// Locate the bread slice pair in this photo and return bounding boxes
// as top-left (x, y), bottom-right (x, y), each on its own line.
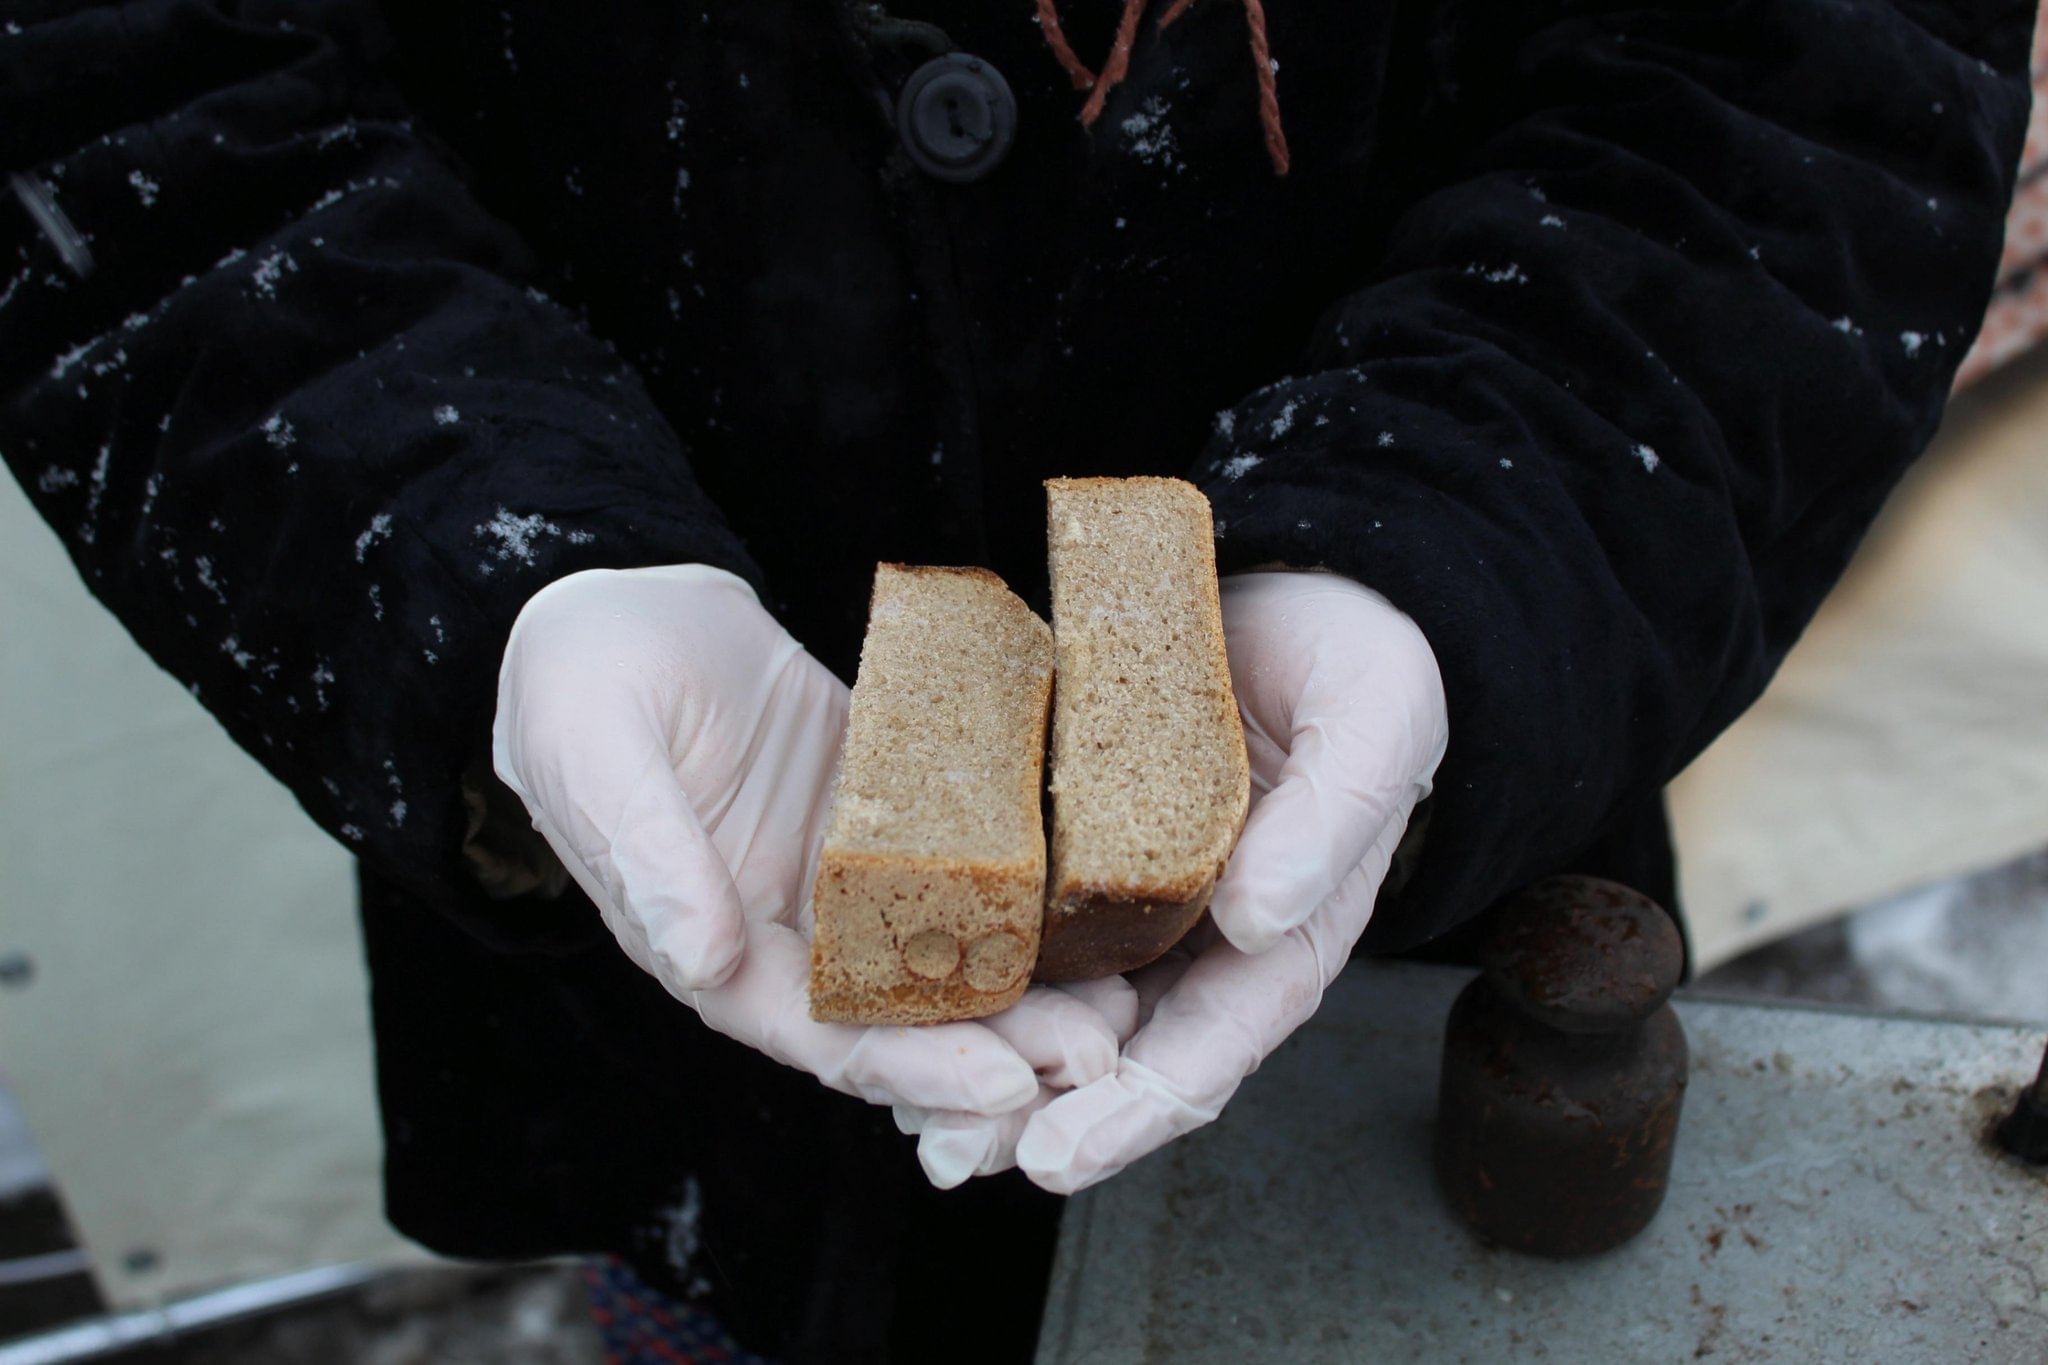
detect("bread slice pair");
top-left (809, 479), bottom-right (1247, 1024)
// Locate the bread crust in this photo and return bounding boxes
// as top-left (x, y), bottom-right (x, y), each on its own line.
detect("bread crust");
top-left (1034, 874), bottom-right (1222, 983)
top-left (810, 849), bottom-right (1042, 1024)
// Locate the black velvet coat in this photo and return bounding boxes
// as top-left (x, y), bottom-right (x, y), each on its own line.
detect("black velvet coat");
top-left (1, 0), bottom-right (2031, 1358)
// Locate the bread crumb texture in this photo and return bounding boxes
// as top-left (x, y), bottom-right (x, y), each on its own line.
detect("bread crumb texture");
top-left (810, 565), bottom-right (1054, 1024)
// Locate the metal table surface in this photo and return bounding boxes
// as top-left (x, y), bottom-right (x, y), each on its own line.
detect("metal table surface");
top-left (1037, 963), bottom-right (2046, 1364)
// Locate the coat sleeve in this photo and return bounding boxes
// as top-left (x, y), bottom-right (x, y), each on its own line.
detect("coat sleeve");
top-left (0, 2), bottom-right (763, 910)
top-left (1197, 0), bottom-right (2034, 950)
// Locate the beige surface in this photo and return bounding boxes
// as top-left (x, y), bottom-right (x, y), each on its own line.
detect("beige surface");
top-left (0, 477), bottom-right (428, 1308)
top-left (1671, 351), bottom-right (2048, 970)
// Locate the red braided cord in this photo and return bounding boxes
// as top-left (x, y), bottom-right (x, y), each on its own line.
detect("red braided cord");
top-left (1240, 0), bottom-right (1290, 175)
top-left (1078, 0), bottom-right (1151, 127)
top-left (1038, 0), bottom-right (1290, 174)
top-left (1036, 0), bottom-right (1098, 89)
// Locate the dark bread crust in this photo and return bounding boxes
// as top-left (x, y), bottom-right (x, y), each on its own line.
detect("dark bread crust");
top-left (1033, 872), bottom-right (1221, 982)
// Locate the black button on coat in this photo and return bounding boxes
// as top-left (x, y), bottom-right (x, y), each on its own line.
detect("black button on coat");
top-left (0, 1), bottom-right (2032, 1359)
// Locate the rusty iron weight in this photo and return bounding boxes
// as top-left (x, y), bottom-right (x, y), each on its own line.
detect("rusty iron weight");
top-left (1434, 875), bottom-right (1690, 1257)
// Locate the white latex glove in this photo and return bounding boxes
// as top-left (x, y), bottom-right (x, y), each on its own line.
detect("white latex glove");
top-left (901, 570), bottom-right (1449, 1192)
top-left (494, 564), bottom-right (1116, 1115)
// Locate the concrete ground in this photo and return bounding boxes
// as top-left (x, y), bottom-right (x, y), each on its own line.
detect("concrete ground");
top-left (3, 843), bottom-right (2043, 1361)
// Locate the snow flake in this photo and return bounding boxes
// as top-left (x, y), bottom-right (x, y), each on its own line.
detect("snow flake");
top-left (127, 169), bottom-right (160, 207)
top-left (251, 250), bottom-right (298, 299)
top-left (1539, 214), bottom-right (1566, 229)
top-left (475, 507), bottom-right (588, 567)
top-left (390, 800), bottom-right (409, 827)
top-left (1467, 261), bottom-right (1529, 285)
top-left (433, 404), bottom-right (460, 426)
top-left (368, 582), bottom-right (384, 620)
top-left (316, 121), bottom-right (359, 149)
top-left (354, 513), bottom-right (393, 562)
top-left (85, 444), bottom-right (110, 519)
top-left (1377, 431), bottom-right (1395, 448)
top-left (1831, 316), bottom-right (1864, 336)
top-left (1220, 453), bottom-right (1263, 480)
top-left (221, 635), bottom-right (256, 670)
top-left (1900, 331), bottom-right (1925, 358)
top-left (260, 412), bottom-right (296, 451)
top-left (1633, 443), bottom-right (1660, 472)
top-left (339, 823), bottom-right (365, 843)
top-left (1120, 97), bottom-right (1182, 172)
top-left (37, 466), bottom-right (78, 493)
top-left (564, 168), bottom-right (585, 198)
top-left (1313, 414), bottom-right (1330, 427)
top-left (51, 338), bottom-right (97, 380)
top-left (192, 556), bottom-right (227, 601)
top-left (1499, 457), bottom-right (1514, 470)
top-left (1214, 410), bottom-right (1236, 438)
top-left (1268, 400), bottom-right (1300, 438)
top-left (311, 662), bottom-right (335, 710)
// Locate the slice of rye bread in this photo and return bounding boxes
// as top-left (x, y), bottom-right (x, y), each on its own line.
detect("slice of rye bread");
top-left (809, 564), bottom-right (1055, 1024)
top-left (1037, 477), bottom-right (1250, 982)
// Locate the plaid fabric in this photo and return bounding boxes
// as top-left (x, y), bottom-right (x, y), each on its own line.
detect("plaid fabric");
top-left (582, 1258), bottom-right (774, 1365)
top-left (1959, 3), bottom-right (2048, 388)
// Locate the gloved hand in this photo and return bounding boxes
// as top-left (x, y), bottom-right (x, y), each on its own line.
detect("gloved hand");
top-left (493, 564), bottom-right (1120, 1115)
top-left (896, 570), bottom-right (1449, 1192)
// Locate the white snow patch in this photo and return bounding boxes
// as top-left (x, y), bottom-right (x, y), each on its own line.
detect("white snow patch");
top-left (476, 507), bottom-right (589, 566)
top-left (51, 338), bottom-right (98, 380)
top-left (251, 250), bottom-right (298, 299)
top-left (1120, 97), bottom-right (1182, 172)
top-left (1467, 261), bottom-right (1529, 285)
top-left (433, 404), bottom-right (460, 426)
top-left (193, 555), bottom-right (226, 602)
top-left (1220, 453), bottom-right (1263, 480)
top-left (354, 513), bottom-right (393, 562)
top-left (1633, 443), bottom-right (1660, 473)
